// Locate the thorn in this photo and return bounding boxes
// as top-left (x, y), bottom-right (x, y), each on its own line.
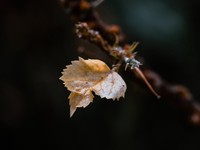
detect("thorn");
top-left (129, 42), bottom-right (139, 53)
top-left (134, 67), bottom-right (160, 99)
top-left (113, 33), bottom-right (119, 47)
top-left (125, 63), bottom-right (129, 71)
top-left (132, 52), bottom-right (138, 57)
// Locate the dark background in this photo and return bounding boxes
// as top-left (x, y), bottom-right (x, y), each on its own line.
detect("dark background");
top-left (1, 0), bottom-right (200, 149)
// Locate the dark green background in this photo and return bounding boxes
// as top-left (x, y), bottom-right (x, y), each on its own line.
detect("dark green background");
top-left (1, 0), bottom-right (200, 149)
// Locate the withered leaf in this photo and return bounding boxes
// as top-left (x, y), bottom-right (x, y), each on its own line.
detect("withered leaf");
top-left (60, 57), bottom-right (126, 117)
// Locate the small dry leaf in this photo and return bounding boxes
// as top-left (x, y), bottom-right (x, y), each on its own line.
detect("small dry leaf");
top-left (60, 57), bottom-right (126, 117)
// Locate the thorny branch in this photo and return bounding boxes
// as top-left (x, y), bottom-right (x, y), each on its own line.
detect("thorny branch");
top-left (59, 0), bottom-right (200, 126)
top-left (75, 22), bottom-right (160, 98)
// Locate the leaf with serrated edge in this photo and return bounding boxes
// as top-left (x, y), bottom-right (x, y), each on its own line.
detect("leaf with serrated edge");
top-left (93, 71), bottom-right (126, 100)
top-left (60, 57), bottom-right (126, 117)
top-left (69, 91), bottom-right (94, 117)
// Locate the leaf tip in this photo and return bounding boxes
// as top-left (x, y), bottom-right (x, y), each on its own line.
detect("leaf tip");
top-left (70, 106), bottom-right (77, 117)
top-left (59, 75), bottom-right (63, 81)
top-left (78, 56), bottom-right (84, 61)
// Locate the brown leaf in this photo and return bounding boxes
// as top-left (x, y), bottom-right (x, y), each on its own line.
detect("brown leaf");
top-left (60, 57), bottom-right (126, 117)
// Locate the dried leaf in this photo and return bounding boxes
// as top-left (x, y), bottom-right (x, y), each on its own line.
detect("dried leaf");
top-left (60, 57), bottom-right (126, 117)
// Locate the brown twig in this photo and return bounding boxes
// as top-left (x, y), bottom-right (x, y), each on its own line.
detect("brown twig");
top-left (59, 0), bottom-right (200, 126)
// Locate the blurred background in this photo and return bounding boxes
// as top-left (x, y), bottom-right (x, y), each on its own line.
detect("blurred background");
top-left (1, 0), bottom-right (200, 149)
